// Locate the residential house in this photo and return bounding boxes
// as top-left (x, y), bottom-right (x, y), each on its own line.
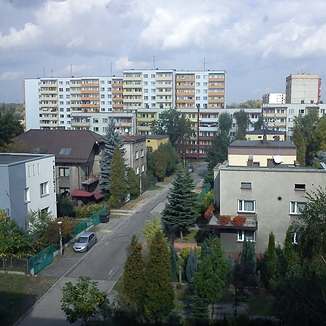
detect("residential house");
top-left (145, 135), bottom-right (169, 152)
top-left (0, 153), bottom-right (57, 229)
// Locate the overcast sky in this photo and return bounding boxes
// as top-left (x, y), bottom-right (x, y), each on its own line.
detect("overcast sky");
top-left (0, 0), bottom-right (325, 104)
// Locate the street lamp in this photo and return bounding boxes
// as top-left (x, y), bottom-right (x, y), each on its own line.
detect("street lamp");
top-left (57, 221), bottom-right (63, 255)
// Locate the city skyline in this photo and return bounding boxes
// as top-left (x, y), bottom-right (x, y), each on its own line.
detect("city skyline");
top-left (0, 0), bottom-right (325, 104)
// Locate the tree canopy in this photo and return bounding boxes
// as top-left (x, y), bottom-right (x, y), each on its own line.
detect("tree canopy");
top-left (151, 108), bottom-right (192, 148)
top-left (206, 131), bottom-right (230, 171)
top-left (218, 112), bottom-right (232, 135)
top-left (234, 109), bottom-right (250, 140)
top-left (0, 111), bottom-right (24, 148)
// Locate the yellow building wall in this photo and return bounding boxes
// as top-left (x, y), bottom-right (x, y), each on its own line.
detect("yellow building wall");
top-left (146, 137), bottom-right (169, 151)
top-left (228, 154), bottom-right (296, 167)
top-left (246, 134), bottom-right (285, 141)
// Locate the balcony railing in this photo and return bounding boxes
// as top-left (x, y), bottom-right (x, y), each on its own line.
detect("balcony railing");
top-left (81, 173), bottom-right (100, 185)
top-left (208, 213), bottom-right (258, 230)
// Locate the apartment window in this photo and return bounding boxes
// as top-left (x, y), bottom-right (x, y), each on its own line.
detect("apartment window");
top-left (93, 118), bottom-right (99, 123)
top-left (24, 188), bottom-right (31, 203)
top-left (294, 184), bottom-right (305, 191)
top-left (59, 88), bottom-right (63, 92)
top-left (241, 182), bottom-right (252, 189)
top-left (290, 201), bottom-right (306, 214)
top-left (141, 149), bottom-right (144, 157)
top-left (93, 127), bottom-right (99, 132)
top-left (59, 167), bottom-right (69, 177)
top-left (238, 200), bottom-right (255, 213)
top-left (141, 164), bottom-right (145, 172)
top-left (40, 182), bottom-right (49, 197)
top-left (151, 74), bottom-right (155, 78)
top-left (135, 151), bottom-right (139, 159)
top-left (136, 167), bottom-right (140, 174)
top-left (144, 74), bottom-right (148, 78)
top-left (103, 118), bottom-right (108, 123)
top-left (237, 230), bottom-right (255, 242)
top-left (66, 88), bottom-right (70, 91)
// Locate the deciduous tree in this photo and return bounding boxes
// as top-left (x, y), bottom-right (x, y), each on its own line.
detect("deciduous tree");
top-left (206, 131), bottom-right (230, 171)
top-left (292, 125), bottom-right (306, 166)
top-left (127, 168), bottom-right (140, 199)
top-left (0, 111), bottom-right (24, 147)
top-left (234, 109), bottom-right (250, 140)
top-left (218, 112), bottom-right (232, 135)
top-left (151, 108), bottom-right (192, 148)
top-left (61, 276), bottom-right (110, 325)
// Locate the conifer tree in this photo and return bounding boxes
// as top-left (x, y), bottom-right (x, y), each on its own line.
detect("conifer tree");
top-left (266, 231), bottom-right (277, 286)
top-left (144, 231), bottom-right (174, 323)
top-left (240, 240), bottom-right (256, 286)
top-left (161, 164), bottom-right (198, 241)
top-left (122, 235), bottom-right (145, 314)
top-left (191, 293), bottom-right (209, 324)
top-left (127, 167), bottom-right (140, 199)
top-left (99, 119), bottom-right (125, 197)
top-left (109, 145), bottom-right (127, 208)
top-left (186, 247), bottom-right (198, 283)
top-left (169, 244), bottom-right (177, 282)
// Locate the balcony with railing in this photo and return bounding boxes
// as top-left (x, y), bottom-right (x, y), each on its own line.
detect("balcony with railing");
top-left (208, 213), bottom-right (258, 230)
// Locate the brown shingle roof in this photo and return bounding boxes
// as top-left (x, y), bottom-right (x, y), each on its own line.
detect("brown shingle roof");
top-left (16, 129), bottom-right (103, 164)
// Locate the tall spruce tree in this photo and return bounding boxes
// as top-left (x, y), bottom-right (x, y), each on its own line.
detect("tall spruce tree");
top-left (186, 247), bottom-right (198, 283)
top-left (122, 235), bottom-right (145, 314)
top-left (144, 231), bottom-right (174, 323)
top-left (266, 231), bottom-right (277, 287)
top-left (161, 164), bottom-right (198, 241)
top-left (99, 119), bottom-right (125, 197)
top-left (240, 240), bottom-right (256, 286)
top-left (109, 145), bottom-right (127, 208)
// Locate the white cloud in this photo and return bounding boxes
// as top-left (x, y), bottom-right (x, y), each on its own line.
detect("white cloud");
top-left (0, 71), bottom-right (24, 81)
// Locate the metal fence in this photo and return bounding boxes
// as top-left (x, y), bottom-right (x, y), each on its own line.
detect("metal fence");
top-left (196, 183), bottom-right (211, 204)
top-left (1, 258), bottom-right (29, 274)
top-left (29, 244), bottom-right (55, 275)
top-left (72, 206), bottom-right (106, 236)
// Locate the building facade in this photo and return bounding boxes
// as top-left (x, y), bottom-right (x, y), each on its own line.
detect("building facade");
top-left (285, 73), bottom-right (322, 104)
top-left (262, 93), bottom-right (285, 104)
top-left (0, 153), bottom-right (57, 229)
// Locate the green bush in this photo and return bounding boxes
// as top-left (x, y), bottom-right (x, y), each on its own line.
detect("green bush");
top-left (76, 203), bottom-right (106, 219)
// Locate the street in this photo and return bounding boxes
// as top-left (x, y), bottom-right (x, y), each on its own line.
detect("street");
top-left (16, 162), bottom-right (207, 326)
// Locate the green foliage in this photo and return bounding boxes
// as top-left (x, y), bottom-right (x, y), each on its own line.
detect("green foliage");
top-left (76, 203), bottom-right (105, 219)
top-left (193, 237), bottom-right (230, 321)
top-left (266, 232), bottom-right (276, 286)
top-left (206, 131), bottom-right (230, 171)
top-left (234, 109), bottom-right (250, 140)
top-left (27, 210), bottom-right (54, 238)
top-left (226, 99), bottom-right (262, 109)
top-left (127, 168), bottom-right (140, 199)
top-left (151, 107), bottom-right (192, 148)
top-left (190, 293), bottom-right (209, 323)
top-left (142, 215), bottom-right (163, 242)
top-left (219, 112), bottom-right (232, 135)
top-left (291, 125), bottom-right (306, 166)
top-left (144, 231), bottom-right (174, 323)
top-left (57, 196), bottom-right (76, 218)
top-left (203, 170), bottom-right (214, 185)
top-left (161, 164), bottom-right (199, 240)
top-left (160, 142), bottom-right (179, 175)
top-left (0, 219), bottom-right (33, 258)
top-left (199, 189), bottom-right (215, 213)
top-left (170, 245), bottom-right (178, 282)
top-left (99, 119), bottom-right (125, 197)
top-left (109, 145), bottom-right (128, 208)
top-left (186, 247), bottom-right (198, 283)
top-left (0, 111), bottom-right (24, 148)
top-left (148, 147), bottom-right (167, 181)
top-left (61, 276), bottom-right (110, 324)
top-left (240, 240), bottom-right (256, 286)
top-left (311, 115), bottom-right (326, 154)
top-left (253, 115), bottom-right (264, 130)
top-left (122, 235), bottom-right (145, 313)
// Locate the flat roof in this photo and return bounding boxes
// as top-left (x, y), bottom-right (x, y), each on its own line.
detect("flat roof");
top-left (229, 140), bottom-right (296, 149)
top-left (0, 153), bottom-right (52, 165)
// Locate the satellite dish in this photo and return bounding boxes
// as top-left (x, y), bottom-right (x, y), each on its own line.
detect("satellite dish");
top-left (273, 155), bottom-right (282, 164)
top-left (124, 128), bottom-right (129, 134)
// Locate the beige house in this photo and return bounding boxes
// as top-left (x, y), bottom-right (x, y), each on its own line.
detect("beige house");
top-left (211, 139), bottom-right (326, 256)
top-left (245, 130), bottom-right (286, 141)
top-left (228, 139), bottom-right (297, 167)
top-left (145, 135), bottom-right (169, 151)
top-left (121, 135), bottom-right (147, 176)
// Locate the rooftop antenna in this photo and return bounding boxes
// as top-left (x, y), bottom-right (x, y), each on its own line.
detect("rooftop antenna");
top-left (204, 57), bottom-right (206, 71)
top-left (43, 67), bottom-right (45, 77)
top-left (70, 64), bottom-right (73, 77)
top-left (153, 55), bottom-right (156, 69)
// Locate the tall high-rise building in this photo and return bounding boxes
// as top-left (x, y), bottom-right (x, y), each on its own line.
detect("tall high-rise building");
top-left (262, 92), bottom-right (285, 104)
top-left (285, 73), bottom-right (322, 104)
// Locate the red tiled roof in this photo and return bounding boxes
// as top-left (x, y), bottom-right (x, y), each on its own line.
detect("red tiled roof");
top-left (71, 188), bottom-right (93, 197)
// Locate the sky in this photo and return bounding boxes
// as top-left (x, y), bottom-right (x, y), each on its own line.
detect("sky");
top-left (0, 0), bottom-right (325, 104)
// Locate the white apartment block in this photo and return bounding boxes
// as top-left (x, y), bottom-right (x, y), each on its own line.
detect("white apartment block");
top-left (262, 93), bottom-right (285, 104)
top-left (285, 73), bottom-right (322, 104)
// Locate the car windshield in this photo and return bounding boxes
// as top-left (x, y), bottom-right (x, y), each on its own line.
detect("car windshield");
top-left (76, 236), bottom-right (88, 243)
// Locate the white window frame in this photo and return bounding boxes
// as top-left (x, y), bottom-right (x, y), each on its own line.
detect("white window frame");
top-left (238, 200), bottom-right (255, 213)
top-left (290, 201), bottom-right (306, 214)
top-left (40, 182), bottom-right (49, 197)
top-left (59, 167), bottom-right (69, 177)
top-left (135, 151), bottom-right (139, 160)
top-left (141, 149), bottom-right (144, 157)
top-left (237, 230), bottom-right (255, 242)
top-left (24, 188), bottom-right (31, 203)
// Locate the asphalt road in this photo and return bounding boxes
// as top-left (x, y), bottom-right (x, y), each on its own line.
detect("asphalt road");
top-left (16, 162), bottom-right (208, 326)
